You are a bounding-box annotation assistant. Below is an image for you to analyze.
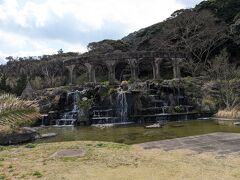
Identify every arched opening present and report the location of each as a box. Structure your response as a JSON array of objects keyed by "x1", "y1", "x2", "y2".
[
  {"x1": 115, "y1": 61, "x2": 131, "y2": 82},
  {"x1": 72, "y1": 64, "x2": 88, "y2": 84},
  {"x1": 138, "y1": 60, "x2": 153, "y2": 81},
  {"x1": 160, "y1": 59, "x2": 173, "y2": 80},
  {"x1": 180, "y1": 67, "x2": 192, "y2": 78},
  {"x1": 94, "y1": 63, "x2": 108, "y2": 83}
]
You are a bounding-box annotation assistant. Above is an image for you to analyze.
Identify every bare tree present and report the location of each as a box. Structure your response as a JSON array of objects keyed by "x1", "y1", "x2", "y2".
[
  {"x1": 231, "y1": 16, "x2": 240, "y2": 45},
  {"x1": 206, "y1": 49, "x2": 240, "y2": 110},
  {"x1": 155, "y1": 10, "x2": 229, "y2": 76},
  {"x1": 39, "y1": 60, "x2": 63, "y2": 87}
]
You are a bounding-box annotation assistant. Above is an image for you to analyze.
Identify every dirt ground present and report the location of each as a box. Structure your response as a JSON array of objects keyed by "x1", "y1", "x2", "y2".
[{"x1": 0, "y1": 141, "x2": 240, "y2": 180}]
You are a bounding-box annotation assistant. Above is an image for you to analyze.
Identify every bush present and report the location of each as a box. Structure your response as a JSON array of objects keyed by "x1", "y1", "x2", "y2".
[
  {"x1": 78, "y1": 97, "x2": 93, "y2": 110},
  {"x1": 0, "y1": 94, "x2": 40, "y2": 134},
  {"x1": 100, "y1": 81, "x2": 110, "y2": 87},
  {"x1": 174, "y1": 105, "x2": 185, "y2": 113},
  {"x1": 108, "y1": 88, "x2": 117, "y2": 95}
]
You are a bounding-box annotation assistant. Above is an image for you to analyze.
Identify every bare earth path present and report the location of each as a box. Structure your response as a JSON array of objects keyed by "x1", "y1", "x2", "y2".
[{"x1": 1, "y1": 133, "x2": 240, "y2": 179}]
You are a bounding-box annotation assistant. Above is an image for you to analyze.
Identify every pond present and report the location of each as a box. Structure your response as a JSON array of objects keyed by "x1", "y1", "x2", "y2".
[{"x1": 36, "y1": 120, "x2": 240, "y2": 145}]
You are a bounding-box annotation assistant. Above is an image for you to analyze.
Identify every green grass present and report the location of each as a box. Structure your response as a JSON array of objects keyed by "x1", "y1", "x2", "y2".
[
  {"x1": 0, "y1": 174, "x2": 6, "y2": 180},
  {"x1": 32, "y1": 171, "x2": 43, "y2": 178},
  {"x1": 94, "y1": 142, "x2": 129, "y2": 149},
  {"x1": 25, "y1": 143, "x2": 37, "y2": 149}
]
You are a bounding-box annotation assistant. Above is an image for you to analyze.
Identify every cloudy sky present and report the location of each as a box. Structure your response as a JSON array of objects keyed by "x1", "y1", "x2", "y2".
[{"x1": 0, "y1": 0, "x2": 202, "y2": 64}]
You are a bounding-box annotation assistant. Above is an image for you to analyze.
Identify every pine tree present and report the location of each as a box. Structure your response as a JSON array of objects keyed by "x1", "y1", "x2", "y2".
[
  {"x1": 14, "y1": 74, "x2": 27, "y2": 96},
  {"x1": 0, "y1": 74, "x2": 11, "y2": 93}
]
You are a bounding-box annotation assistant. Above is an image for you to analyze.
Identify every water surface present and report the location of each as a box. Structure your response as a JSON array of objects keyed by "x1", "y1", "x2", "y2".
[{"x1": 36, "y1": 120, "x2": 240, "y2": 145}]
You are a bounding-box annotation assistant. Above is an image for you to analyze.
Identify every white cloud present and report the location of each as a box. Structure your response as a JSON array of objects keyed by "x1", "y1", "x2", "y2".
[
  {"x1": 0, "y1": 30, "x2": 86, "y2": 63},
  {"x1": 0, "y1": 0, "x2": 184, "y2": 32},
  {"x1": 0, "y1": 0, "x2": 201, "y2": 64}
]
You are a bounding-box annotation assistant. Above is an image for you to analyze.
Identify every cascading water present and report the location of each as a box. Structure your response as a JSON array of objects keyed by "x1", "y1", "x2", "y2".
[
  {"x1": 55, "y1": 90, "x2": 84, "y2": 127},
  {"x1": 72, "y1": 90, "x2": 80, "y2": 112},
  {"x1": 117, "y1": 90, "x2": 128, "y2": 122}
]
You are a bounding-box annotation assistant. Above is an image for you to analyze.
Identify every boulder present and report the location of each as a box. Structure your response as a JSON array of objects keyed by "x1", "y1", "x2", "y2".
[{"x1": 0, "y1": 129, "x2": 39, "y2": 145}]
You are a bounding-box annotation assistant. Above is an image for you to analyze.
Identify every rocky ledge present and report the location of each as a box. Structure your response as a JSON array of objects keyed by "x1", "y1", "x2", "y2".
[
  {"x1": 0, "y1": 127, "x2": 57, "y2": 145},
  {"x1": 0, "y1": 128, "x2": 39, "y2": 145}
]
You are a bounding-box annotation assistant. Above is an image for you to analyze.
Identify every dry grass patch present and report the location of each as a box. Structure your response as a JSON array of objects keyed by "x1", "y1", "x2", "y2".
[
  {"x1": 0, "y1": 141, "x2": 240, "y2": 179},
  {"x1": 0, "y1": 94, "x2": 40, "y2": 134},
  {"x1": 216, "y1": 109, "x2": 240, "y2": 119}
]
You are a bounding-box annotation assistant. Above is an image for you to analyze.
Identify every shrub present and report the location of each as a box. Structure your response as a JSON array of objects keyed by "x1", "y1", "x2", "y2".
[
  {"x1": 100, "y1": 81, "x2": 109, "y2": 87},
  {"x1": 108, "y1": 88, "x2": 117, "y2": 95},
  {"x1": 216, "y1": 109, "x2": 240, "y2": 119},
  {"x1": 78, "y1": 97, "x2": 93, "y2": 110},
  {"x1": 0, "y1": 94, "x2": 40, "y2": 134},
  {"x1": 174, "y1": 105, "x2": 185, "y2": 113}
]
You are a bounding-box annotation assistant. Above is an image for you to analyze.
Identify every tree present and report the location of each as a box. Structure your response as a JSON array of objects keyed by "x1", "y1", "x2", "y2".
[
  {"x1": 87, "y1": 40, "x2": 130, "y2": 53},
  {"x1": 0, "y1": 74, "x2": 12, "y2": 93},
  {"x1": 206, "y1": 49, "x2": 240, "y2": 110},
  {"x1": 14, "y1": 73, "x2": 27, "y2": 96},
  {"x1": 231, "y1": 14, "x2": 240, "y2": 45},
  {"x1": 5, "y1": 56, "x2": 16, "y2": 62},
  {"x1": 58, "y1": 49, "x2": 64, "y2": 54},
  {"x1": 153, "y1": 10, "x2": 229, "y2": 76},
  {"x1": 39, "y1": 60, "x2": 63, "y2": 87}
]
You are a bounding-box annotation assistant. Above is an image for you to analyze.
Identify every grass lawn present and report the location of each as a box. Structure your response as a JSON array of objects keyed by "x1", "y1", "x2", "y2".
[{"x1": 0, "y1": 141, "x2": 240, "y2": 180}]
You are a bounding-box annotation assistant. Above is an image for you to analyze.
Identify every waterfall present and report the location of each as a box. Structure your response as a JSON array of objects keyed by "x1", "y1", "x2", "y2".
[
  {"x1": 117, "y1": 90, "x2": 128, "y2": 122},
  {"x1": 185, "y1": 106, "x2": 189, "y2": 121},
  {"x1": 55, "y1": 90, "x2": 83, "y2": 127},
  {"x1": 41, "y1": 114, "x2": 48, "y2": 126},
  {"x1": 162, "y1": 107, "x2": 165, "y2": 114},
  {"x1": 70, "y1": 90, "x2": 80, "y2": 112}
]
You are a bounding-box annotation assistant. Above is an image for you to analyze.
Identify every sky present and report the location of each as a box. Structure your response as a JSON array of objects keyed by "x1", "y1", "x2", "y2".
[{"x1": 0, "y1": 0, "x2": 202, "y2": 64}]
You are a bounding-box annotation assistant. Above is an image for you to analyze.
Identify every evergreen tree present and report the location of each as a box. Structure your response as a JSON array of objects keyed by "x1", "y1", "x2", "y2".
[
  {"x1": 0, "y1": 74, "x2": 11, "y2": 93},
  {"x1": 14, "y1": 74, "x2": 27, "y2": 96}
]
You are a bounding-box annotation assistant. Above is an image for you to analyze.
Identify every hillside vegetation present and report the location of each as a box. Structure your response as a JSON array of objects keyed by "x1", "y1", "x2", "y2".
[
  {"x1": 0, "y1": 0, "x2": 239, "y2": 113},
  {"x1": 0, "y1": 0, "x2": 239, "y2": 90}
]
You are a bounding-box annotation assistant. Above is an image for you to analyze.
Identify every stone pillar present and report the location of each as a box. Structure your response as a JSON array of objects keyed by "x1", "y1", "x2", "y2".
[
  {"x1": 153, "y1": 58, "x2": 163, "y2": 80},
  {"x1": 172, "y1": 58, "x2": 182, "y2": 79},
  {"x1": 106, "y1": 61, "x2": 116, "y2": 84},
  {"x1": 128, "y1": 58, "x2": 138, "y2": 81},
  {"x1": 66, "y1": 65, "x2": 75, "y2": 85},
  {"x1": 84, "y1": 63, "x2": 96, "y2": 83}
]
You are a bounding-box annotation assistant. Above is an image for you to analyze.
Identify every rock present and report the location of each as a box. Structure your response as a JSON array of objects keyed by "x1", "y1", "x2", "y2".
[
  {"x1": 145, "y1": 123, "x2": 163, "y2": 129},
  {"x1": 92, "y1": 124, "x2": 115, "y2": 129},
  {"x1": 39, "y1": 133, "x2": 57, "y2": 139},
  {"x1": 201, "y1": 104, "x2": 211, "y2": 112},
  {"x1": 0, "y1": 129, "x2": 39, "y2": 145}
]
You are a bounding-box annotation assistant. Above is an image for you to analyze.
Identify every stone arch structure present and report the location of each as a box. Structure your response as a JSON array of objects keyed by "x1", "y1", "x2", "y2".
[
  {"x1": 159, "y1": 58, "x2": 173, "y2": 80},
  {"x1": 94, "y1": 62, "x2": 108, "y2": 83},
  {"x1": 138, "y1": 59, "x2": 153, "y2": 81},
  {"x1": 66, "y1": 63, "x2": 88, "y2": 85},
  {"x1": 172, "y1": 58, "x2": 183, "y2": 79},
  {"x1": 65, "y1": 65, "x2": 75, "y2": 85},
  {"x1": 115, "y1": 60, "x2": 131, "y2": 82},
  {"x1": 74, "y1": 64, "x2": 88, "y2": 84},
  {"x1": 64, "y1": 51, "x2": 186, "y2": 84}
]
